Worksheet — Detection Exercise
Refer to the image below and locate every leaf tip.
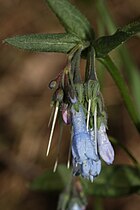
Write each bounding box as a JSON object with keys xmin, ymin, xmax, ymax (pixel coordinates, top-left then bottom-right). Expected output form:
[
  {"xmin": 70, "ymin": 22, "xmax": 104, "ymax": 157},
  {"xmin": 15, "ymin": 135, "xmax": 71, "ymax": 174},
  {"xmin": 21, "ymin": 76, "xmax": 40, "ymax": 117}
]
[{"xmin": 2, "ymin": 37, "xmax": 14, "ymax": 46}]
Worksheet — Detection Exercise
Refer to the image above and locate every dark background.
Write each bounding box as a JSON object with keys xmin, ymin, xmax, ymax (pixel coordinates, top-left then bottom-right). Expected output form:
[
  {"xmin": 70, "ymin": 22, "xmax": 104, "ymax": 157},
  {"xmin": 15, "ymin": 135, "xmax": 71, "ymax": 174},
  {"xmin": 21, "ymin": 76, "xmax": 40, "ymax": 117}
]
[{"xmin": 0, "ymin": 0, "xmax": 140, "ymax": 209}]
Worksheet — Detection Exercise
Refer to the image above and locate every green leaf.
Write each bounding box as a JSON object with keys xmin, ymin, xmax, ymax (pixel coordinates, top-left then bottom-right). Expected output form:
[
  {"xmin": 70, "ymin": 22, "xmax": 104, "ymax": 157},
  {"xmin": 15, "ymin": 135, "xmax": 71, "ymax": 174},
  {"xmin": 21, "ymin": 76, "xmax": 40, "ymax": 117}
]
[
  {"xmin": 30, "ymin": 164, "xmax": 140, "ymax": 197},
  {"xmin": 94, "ymin": 21, "xmax": 140, "ymax": 58},
  {"xmin": 4, "ymin": 33, "xmax": 82, "ymax": 53},
  {"xmin": 82, "ymin": 165, "xmax": 140, "ymax": 197},
  {"xmin": 46, "ymin": 0, "xmax": 94, "ymax": 40},
  {"xmin": 30, "ymin": 165, "xmax": 71, "ymax": 191}
]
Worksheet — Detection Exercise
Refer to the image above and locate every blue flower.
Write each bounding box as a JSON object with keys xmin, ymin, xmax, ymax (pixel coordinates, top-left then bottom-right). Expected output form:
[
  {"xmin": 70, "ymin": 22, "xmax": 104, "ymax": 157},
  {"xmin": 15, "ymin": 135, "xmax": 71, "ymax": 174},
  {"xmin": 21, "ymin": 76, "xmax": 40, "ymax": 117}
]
[
  {"xmin": 97, "ymin": 123, "xmax": 114, "ymax": 165},
  {"xmin": 70, "ymin": 203, "xmax": 86, "ymax": 210},
  {"xmin": 71, "ymin": 105, "xmax": 101, "ymax": 182}
]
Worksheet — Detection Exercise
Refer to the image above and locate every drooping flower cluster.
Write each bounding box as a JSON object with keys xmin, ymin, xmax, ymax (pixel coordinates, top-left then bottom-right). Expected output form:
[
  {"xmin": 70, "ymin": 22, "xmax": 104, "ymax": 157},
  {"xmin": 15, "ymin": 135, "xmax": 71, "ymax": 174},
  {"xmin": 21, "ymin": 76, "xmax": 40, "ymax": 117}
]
[{"xmin": 47, "ymin": 46, "xmax": 114, "ymax": 181}]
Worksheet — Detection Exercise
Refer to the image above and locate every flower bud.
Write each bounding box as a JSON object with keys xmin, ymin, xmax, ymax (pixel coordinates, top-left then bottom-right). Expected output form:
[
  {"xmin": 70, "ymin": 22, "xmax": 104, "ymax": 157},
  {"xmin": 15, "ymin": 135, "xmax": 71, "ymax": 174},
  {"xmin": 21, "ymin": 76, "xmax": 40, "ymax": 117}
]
[
  {"xmin": 54, "ymin": 88, "xmax": 64, "ymax": 102},
  {"xmin": 61, "ymin": 103, "xmax": 71, "ymax": 125},
  {"xmin": 49, "ymin": 80, "xmax": 57, "ymax": 89},
  {"xmin": 70, "ymin": 203, "xmax": 86, "ymax": 210}
]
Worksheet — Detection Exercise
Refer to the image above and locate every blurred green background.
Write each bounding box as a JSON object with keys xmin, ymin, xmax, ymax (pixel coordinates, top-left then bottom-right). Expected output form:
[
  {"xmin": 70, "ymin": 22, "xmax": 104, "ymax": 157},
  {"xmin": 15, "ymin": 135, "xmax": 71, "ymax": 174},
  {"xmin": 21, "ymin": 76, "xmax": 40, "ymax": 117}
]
[{"xmin": 0, "ymin": 0, "xmax": 140, "ymax": 209}]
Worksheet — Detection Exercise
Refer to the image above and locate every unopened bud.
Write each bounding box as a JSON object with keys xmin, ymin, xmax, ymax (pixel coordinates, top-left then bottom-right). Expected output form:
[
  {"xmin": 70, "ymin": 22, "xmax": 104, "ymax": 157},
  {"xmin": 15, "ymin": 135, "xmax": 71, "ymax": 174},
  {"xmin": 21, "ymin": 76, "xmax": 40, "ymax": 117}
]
[
  {"xmin": 55, "ymin": 88, "xmax": 64, "ymax": 102},
  {"xmin": 62, "ymin": 104, "xmax": 71, "ymax": 125},
  {"xmin": 49, "ymin": 80, "xmax": 57, "ymax": 89}
]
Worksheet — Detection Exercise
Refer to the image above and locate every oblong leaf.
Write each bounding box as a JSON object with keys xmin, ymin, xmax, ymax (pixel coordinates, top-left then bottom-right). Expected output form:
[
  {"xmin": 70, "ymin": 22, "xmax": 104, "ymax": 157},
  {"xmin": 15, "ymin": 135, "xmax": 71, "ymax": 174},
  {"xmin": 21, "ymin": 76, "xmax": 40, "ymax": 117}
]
[
  {"xmin": 82, "ymin": 165, "xmax": 140, "ymax": 197},
  {"xmin": 4, "ymin": 33, "xmax": 81, "ymax": 53},
  {"xmin": 46, "ymin": 0, "xmax": 94, "ymax": 40},
  {"xmin": 94, "ymin": 21, "xmax": 140, "ymax": 58}
]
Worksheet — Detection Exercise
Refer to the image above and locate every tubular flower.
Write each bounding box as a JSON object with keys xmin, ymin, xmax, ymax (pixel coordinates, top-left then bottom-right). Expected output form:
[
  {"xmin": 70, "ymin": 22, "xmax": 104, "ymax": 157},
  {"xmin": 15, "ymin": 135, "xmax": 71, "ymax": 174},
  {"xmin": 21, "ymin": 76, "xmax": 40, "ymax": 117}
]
[
  {"xmin": 70, "ymin": 203, "xmax": 86, "ymax": 210},
  {"xmin": 97, "ymin": 122, "xmax": 114, "ymax": 165},
  {"xmin": 71, "ymin": 105, "xmax": 101, "ymax": 182}
]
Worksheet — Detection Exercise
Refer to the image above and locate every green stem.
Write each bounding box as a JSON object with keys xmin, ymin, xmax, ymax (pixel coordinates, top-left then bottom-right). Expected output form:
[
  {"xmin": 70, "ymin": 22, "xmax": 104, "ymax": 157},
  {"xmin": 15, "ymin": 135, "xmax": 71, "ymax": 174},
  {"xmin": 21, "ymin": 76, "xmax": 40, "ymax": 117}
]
[{"xmin": 99, "ymin": 55, "xmax": 140, "ymax": 133}]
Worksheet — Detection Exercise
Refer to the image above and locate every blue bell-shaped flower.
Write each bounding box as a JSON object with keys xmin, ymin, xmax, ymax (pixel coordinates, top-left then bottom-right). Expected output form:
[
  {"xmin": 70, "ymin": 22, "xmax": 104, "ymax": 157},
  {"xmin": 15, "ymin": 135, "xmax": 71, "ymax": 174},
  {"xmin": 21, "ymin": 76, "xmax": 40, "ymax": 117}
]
[{"xmin": 71, "ymin": 105, "xmax": 101, "ymax": 182}]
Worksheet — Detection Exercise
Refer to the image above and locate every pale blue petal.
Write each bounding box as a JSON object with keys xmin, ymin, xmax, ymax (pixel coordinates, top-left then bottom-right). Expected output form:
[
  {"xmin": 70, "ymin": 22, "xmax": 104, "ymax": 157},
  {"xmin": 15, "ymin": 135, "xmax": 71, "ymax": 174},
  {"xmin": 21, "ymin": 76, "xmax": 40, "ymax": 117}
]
[
  {"xmin": 98, "ymin": 123, "xmax": 114, "ymax": 164},
  {"xmin": 71, "ymin": 203, "xmax": 85, "ymax": 210},
  {"xmin": 71, "ymin": 105, "xmax": 102, "ymax": 181},
  {"xmin": 71, "ymin": 106, "xmax": 86, "ymax": 135},
  {"xmin": 72, "ymin": 133, "xmax": 90, "ymax": 162}
]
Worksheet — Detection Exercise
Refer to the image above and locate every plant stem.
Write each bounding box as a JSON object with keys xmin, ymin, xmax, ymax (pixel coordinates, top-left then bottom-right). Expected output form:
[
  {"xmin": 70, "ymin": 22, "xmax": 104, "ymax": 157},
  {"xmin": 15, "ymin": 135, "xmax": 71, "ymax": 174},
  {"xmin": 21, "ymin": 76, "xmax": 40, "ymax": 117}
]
[{"xmin": 99, "ymin": 55, "xmax": 140, "ymax": 133}]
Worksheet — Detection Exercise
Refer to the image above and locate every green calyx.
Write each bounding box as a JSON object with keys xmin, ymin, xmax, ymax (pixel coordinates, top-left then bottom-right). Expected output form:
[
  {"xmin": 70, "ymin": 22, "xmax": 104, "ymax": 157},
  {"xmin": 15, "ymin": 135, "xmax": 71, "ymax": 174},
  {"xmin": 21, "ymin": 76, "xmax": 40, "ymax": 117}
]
[
  {"xmin": 74, "ymin": 83, "xmax": 84, "ymax": 104},
  {"xmin": 85, "ymin": 80, "xmax": 100, "ymax": 101}
]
